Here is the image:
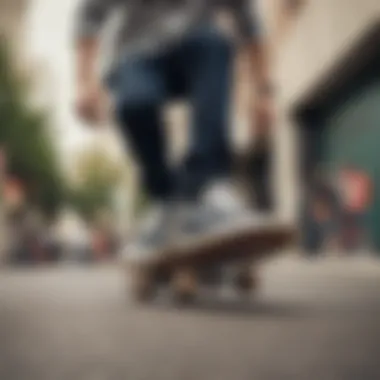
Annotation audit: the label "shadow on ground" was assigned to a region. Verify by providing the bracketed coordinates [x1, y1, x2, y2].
[140, 295, 308, 319]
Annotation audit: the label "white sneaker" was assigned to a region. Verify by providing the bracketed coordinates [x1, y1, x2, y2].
[177, 180, 258, 244]
[122, 201, 177, 262]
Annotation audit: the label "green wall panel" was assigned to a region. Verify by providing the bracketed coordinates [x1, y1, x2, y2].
[322, 78, 380, 250]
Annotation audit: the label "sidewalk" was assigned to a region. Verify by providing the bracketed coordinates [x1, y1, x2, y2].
[263, 250, 380, 277]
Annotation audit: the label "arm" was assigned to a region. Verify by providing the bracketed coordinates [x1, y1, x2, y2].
[74, 0, 118, 124]
[74, 0, 118, 83]
[233, 0, 274, 136]
[233, 0, 273, 94]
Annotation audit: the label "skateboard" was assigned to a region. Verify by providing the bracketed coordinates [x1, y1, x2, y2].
[123, 222, 295, 303]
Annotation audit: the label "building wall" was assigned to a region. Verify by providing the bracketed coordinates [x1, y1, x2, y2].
[274, 0, 380, 223]
[277, 0, 380, 105]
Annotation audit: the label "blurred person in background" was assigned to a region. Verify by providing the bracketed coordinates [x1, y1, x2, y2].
[44, 222, 64, 263]
[301, 169, 339, 256]
[74, 0, 274, 258]
[337, 164, 373, 253]
[8, 208, 45, 265]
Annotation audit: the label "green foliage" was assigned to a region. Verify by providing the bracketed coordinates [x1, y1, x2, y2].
[0, 38, 65, 217]
[69, 147, 122, 223]
[134, 189, 150, 217]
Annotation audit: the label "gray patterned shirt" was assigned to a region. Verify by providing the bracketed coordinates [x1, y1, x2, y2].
[75, 0, 262, 73]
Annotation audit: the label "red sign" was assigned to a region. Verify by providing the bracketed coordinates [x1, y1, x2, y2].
[339, 170, 372, 212]
[4, 178, 25, 207]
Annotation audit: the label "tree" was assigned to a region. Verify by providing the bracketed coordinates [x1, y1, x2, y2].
[0, 38, 65, 218]
[69, 146, 123, 223]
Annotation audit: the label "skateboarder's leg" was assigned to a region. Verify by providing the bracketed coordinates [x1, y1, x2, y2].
[177, 25, 234, 199]
[109, 56, 182, 256]
[117, 105, 173, 200]
[111, 56, 173, 201]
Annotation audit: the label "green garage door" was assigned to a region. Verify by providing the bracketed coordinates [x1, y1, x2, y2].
[321, 76, 380, 250]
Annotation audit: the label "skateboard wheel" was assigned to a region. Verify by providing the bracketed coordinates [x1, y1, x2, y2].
[234, 269, 258, 295]
[171, 268, 197, 304]
[129, 265, 155, 303]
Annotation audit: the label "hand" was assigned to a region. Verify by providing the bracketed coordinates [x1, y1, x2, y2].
[252, 95, 275, 136]
[75, 80, 108, 126]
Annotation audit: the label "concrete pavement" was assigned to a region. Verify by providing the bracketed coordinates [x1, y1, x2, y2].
[1, 255, 380, 380]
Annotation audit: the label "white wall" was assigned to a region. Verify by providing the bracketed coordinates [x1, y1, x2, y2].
[277, 0, 380, 106]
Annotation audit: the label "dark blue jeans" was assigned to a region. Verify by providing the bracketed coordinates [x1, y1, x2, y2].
[109, 24, 234, 200]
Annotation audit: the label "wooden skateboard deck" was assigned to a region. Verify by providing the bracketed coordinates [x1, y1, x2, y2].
[123, 222, 296, 302]
[127, 223, 294, 268]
